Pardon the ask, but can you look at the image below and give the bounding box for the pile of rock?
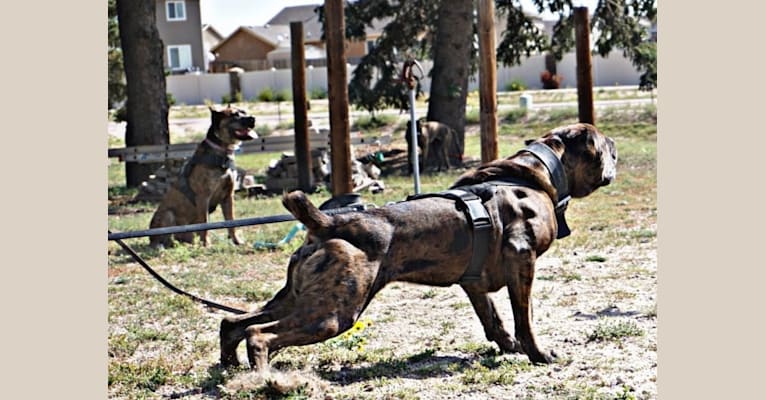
[264,149,331,193]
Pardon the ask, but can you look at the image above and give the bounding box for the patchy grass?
[587,319,645,342]
[108,101,656,399]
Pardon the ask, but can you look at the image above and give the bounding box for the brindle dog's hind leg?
[462,286,523,354]
[241,239,379,372]
[506,257,555,364]
[219,285,294,367]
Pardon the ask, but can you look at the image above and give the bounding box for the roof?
[210,25,291,53]
[266,4,324,42]
[202,24,225,41]
[211,4,390,54]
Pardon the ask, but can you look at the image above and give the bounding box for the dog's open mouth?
[234,127,257,140]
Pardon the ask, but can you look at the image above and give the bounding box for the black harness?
[408,142,571,283]
[178,139,236,207]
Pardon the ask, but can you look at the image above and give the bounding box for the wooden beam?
[478,0,498,163]
[290,21,313,192]
[574,6,595,125]
[324,0,353,196]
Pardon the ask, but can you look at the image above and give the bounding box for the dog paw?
[529,349,557,365]
[496,337,524,354]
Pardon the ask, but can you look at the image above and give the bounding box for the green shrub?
[257,87,274,102]
[309,87,327,99]
[505,79,527,92]
[220,91,243,104]
[274,89,292,102]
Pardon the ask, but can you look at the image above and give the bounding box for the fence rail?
[108,132,391,163]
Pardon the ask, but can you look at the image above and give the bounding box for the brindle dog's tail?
[282,191,333,236]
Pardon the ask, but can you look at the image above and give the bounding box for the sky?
[200,0,600,38]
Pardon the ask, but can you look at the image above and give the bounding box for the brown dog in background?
[406,118,454,172]
[219,123,617,371]
[149,106,256,248]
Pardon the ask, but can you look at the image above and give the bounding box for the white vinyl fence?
[167,50,642,106]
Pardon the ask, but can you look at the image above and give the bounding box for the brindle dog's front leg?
[462,286,523,354]
[221,192,241,245]
[194,192,212,246]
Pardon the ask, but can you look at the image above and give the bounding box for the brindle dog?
[406,118,454,172]
[149,106,256,248]
[219,123,617,370]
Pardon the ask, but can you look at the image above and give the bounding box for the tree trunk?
[426,0,473,167]
[116,0,169,188]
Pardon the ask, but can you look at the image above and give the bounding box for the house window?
[366,40,376,54]
[166,1,186,21]
[167,45,192,70]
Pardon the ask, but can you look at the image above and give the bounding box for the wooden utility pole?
[290,21,313,192]
[324,0,353,196]
[478,0,498,163]
[574,6,595,125]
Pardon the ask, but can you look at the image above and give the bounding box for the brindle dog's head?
[527,123,617,198]
[208,106,257,146]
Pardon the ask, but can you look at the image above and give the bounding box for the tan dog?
[219,123,617,370]
[406,118,454,172]
[149,106,256,248]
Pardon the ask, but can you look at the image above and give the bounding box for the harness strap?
[407,189,492,283]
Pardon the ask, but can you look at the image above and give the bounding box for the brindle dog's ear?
[209,106,223,124]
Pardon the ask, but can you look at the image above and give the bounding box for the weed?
[327,319,374,352]
[587,319,644,342]
[586,255,608,262]
[503,107,528,123]
[108,359,171,392]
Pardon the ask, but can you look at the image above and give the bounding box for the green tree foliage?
[108,0,126,109]
[328,0,656,115]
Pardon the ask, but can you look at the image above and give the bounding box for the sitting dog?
[149,106,256,248]
[219,123,617,370]
[405,118,454,172]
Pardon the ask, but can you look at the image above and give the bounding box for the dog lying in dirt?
[406,118,454,172]
[149,106,256,248]
[219,123,617,370]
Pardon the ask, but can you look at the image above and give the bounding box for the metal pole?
[107,204,365,241]
[409,87,421,194]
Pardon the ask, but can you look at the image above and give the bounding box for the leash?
[108,203,367,314]
[109,230,247,314]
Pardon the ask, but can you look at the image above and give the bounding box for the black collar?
[522,142,572,239]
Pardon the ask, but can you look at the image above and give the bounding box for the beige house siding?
[155,0,205,72]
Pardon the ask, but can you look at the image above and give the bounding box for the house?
[210,4,386,72]
[202,24,225,72]
[154,0,205,73]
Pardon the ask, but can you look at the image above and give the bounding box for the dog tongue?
[237,128,257,139]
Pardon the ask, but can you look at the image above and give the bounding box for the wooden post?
[324,0,353,196]
[478,0,498,163]
[290,21,313,192]
[574,6,595,125]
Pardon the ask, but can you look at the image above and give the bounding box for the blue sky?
[201,0,599,38]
